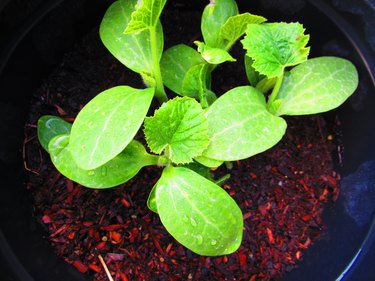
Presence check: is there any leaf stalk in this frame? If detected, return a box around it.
[150,25,168,103]
[268,72,284,105]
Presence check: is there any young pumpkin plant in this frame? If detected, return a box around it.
[37,0,358,256]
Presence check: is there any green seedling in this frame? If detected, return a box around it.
[37,0,358,256]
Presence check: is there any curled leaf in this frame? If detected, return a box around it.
[195,41,236,64]
[37,115,72,152]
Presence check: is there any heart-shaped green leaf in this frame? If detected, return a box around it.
[160,44,205,97]
[69,86,154,170]
[124,0,166,34]
[203,86,287,161]
[241,22,310,78]
[272,56,359,116]
[100,0,163,74]
[154,166,243,256]
[37,115,72,152]
[201,0,238,48]
[144,97,209,164]
[49,136,158,188]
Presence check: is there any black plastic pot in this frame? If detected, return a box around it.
[0,0,374,280]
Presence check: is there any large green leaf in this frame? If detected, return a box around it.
[220,13,267,45]
[49,136,158,188]
[201,0,238,48]
[160,44,205,97]
[272,57,358,116]
[37,115,72,152]
[241,22,310,78]
[69,86,154,170]
[203,86,287,161]
[144,97,209,164]
[154,167,243,256]
[100,0,163,74]
[124,0,166,34]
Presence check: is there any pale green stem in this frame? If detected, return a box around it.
[143,153,169,168]
[150,25,167,103]
[268,72,284,105]
[202,40,236,91]
[162,146,172,168]
[156,155,170,167]
[215,173,231,186]
[224,40,236,53]
[199,64,209,109]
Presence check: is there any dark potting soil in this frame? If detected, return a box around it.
[25,5,342,281]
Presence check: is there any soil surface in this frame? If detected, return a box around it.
[25,5,341,281]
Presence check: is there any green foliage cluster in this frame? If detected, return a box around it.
[38,0,358,256]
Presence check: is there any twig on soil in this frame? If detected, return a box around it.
[23,132,41,175]
[98,254,114,281]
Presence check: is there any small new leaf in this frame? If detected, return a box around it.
[160,44,205,97]
[37,115,72,152]
[220,13,267,44]
[154,167,243,256]
[195,41,236,64]
[124,0,167,34]
[181,64,206,99]
[241,22,310,78]
[144,97,209,164]
[201,0,239,48]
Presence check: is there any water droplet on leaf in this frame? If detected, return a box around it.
[210,239,217,246]
[196,234,203,245]
[88,171,95,176]
[190,217,197,227]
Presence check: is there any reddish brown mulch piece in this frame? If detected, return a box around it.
[24,6,341,281]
